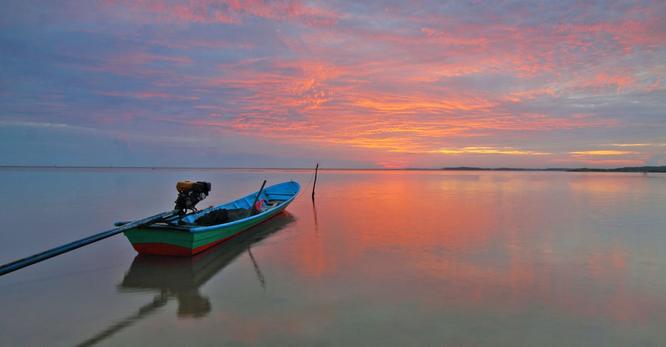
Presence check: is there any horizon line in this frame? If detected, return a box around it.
[1,164,664,171]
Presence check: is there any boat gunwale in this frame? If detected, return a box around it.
[189,195,295,233]
[156,181,300,233]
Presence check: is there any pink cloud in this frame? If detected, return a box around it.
[103,0,338,27]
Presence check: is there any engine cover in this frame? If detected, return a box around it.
[174,181,211,214]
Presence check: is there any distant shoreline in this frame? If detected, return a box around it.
[439,166,666,173]
[0,165,664,172]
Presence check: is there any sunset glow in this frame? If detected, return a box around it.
[1,1,665,168]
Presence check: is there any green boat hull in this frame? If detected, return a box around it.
[123,181,299,256]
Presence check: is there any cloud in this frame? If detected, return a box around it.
[98,90,200,101]
[2,0,665,167]
[102,0,338,26]
[570,150,638,156]
[608,143,666,147]
[432,147,550,156]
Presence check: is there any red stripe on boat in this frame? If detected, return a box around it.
[132,234,237,256]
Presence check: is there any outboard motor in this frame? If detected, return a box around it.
[174,181,211,214]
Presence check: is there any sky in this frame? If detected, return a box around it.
[1,0,665,168]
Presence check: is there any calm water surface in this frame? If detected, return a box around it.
[0,169,665,346]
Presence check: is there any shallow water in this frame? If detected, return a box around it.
[1,168,665,346]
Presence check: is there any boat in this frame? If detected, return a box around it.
[123,181,300,256]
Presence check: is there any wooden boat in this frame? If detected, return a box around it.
[123,181,300,256]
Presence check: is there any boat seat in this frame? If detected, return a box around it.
[194,208,250,226]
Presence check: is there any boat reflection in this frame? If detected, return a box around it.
[76,212,295,347]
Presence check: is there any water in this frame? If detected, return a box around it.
[0,168,665,346]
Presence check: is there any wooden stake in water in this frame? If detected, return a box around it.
[312,163,319,201]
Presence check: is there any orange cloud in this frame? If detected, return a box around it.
[432,147,550,156]
[608,143,651,147]
[608,143,666,147]
[352,95,496,112]
[570,150,638,156]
